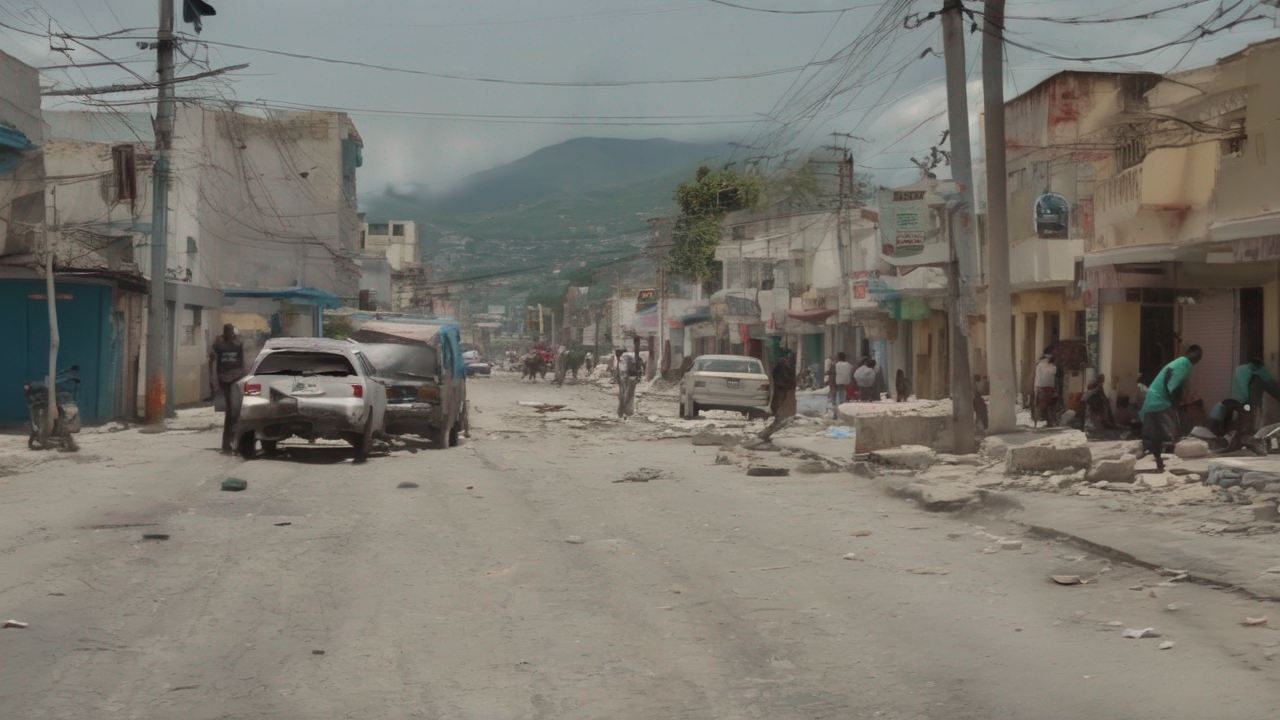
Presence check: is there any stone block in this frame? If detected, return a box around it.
[1086,454,1137,484]
[869,445,937,470]
[1005,431,1092,476]
[853,413,954,454]
[1174,438,1210,460]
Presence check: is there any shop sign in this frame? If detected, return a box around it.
[877,181,946,267]
[1233,235,1280,263]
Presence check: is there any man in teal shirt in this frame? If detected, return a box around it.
[1215,358,1280,444]
[1140,345,1202,471]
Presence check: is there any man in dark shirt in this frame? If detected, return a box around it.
[771,352,797,419]
[209,324,247,453]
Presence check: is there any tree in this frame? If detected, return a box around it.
[667,166,762,282]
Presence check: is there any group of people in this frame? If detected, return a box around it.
[766,351,892,421]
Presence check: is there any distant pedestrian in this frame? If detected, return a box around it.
[854,358,877,402]
[824,355,837,411]
[833,353,854,415]
[616,348,643,419]
[209,323,246,454]
[1034,352,1058,426]
[771,352,798,419]
[1139,345,1203,472]
[895,369,911,402]
[973,374,989,432]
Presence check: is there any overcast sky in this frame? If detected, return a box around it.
[2,0,1278,196]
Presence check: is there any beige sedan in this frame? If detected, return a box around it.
[679,355,772,419]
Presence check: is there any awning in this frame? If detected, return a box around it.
[221,286,341,309]
[787,308,838,323]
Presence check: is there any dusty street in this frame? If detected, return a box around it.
[3,372,1280,719]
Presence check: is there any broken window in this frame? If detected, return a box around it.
[113,145,138,202]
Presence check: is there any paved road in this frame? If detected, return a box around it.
[2,374,1279,719]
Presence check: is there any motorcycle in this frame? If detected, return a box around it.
[23,365,81,451]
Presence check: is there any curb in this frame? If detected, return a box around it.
[1014,520,1280,603]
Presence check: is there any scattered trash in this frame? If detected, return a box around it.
[981,547,999,554]
[1052,575,1083,585]
[616,468,664,483]
[397,482,419,489]
[220,478,247,492]
[274,522,292,527]
[908,567,951,575]
[1158,641,1176,650]
[826,426,852,439]
[1129,585,1145,591]
[1122,628,1161,639]
[566,536,584,544]
[1165,602,1190,612]
[999,540,1023,551]
[849,529,873,537]
[466,486,474,490]
[842,553,858,561]
[756,565,790,572]
[1103,621,1124,627]
[4,620,28,629]
[141,534,170,541]
[746,466,790,477]
[312,650,326,655]
[1243,616,1269,627]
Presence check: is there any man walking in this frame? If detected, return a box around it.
[832,353,854,415]
[616,347,643,420]
[854,358,878,402]
[1034,352,1058,426]
[1140,345,1203,471]
[771,352,797,419]
[209,323,246,454]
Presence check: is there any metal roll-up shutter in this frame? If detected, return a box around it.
[1181,291,1237,408]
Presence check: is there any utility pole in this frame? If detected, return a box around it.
[41,230,59,443]
[145,0,177,426]
[983,0,1016,432]
[940,0,978,454]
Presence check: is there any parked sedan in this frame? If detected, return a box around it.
[232,338,387,459]
[679,354,772,419]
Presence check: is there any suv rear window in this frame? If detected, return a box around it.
[696,358,764,374]
[254,351,357,377]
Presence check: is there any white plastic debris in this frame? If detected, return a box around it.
[1122,628,1161,639]
[1158,641,1176,650]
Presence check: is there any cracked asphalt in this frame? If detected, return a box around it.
[3,372,1280,719]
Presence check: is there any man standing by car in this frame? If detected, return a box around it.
[209,323,247,454]
[771,352,797,419]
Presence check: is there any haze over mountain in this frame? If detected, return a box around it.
[362,137,731,244]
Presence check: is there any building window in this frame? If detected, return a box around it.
[392,224,405,237]
[112,145,137,203]
[368,223,389,235]
[1223,118,1246,157]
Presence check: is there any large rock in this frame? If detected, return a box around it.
[1087,454,1137,484]
[1174,438,1210,460]
[1005,431,1092,476]
[869,445,937,470]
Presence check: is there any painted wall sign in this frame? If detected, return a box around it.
[877,181,946,267]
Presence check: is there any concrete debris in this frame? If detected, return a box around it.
[842,553,858,560]
[616,468,664,483]
[999,540,1023,550]
[397,482,419,489]
[1243,616,1269,627]
[1158,641,1176,650]
[908,567,951,575]
[1140,473,1173,490]
[1086,455,1136,484]
[1004,431,1092,476]
[746,466,790,477]
[849,529,873,537]
[4,620,28,629]
[980,437,1008,461]
[1173,438,1210,460]
[566,536,584,544]
[692,431,741,447]
[938,453,984,466]
[982,547,999,554]
[1130,585,1145,591]
[1165,602,1190,612]
[1051,471,1087,489]
[848,462,878,479]
[1122,628,1161,639]
[1052,575,1083,585]
[1252,503,1280,523]
[868,445,937,470]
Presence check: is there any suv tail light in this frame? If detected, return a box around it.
[351,384,363,398]
[244,383,261,396]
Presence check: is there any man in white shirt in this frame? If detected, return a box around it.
[833,353,855,416]
[854,358,878,402]
[1034,352,1058,426]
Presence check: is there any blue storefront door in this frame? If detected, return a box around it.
[0,280,111,424]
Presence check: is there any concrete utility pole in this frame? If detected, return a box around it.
[145,0,177,426]
[41,231,59,443]
[983,0,1016,432]
[940,0,978,454]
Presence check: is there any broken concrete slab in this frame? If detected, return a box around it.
[1004,431,1091,476]
[1087,454,1136,484]
[1051,470,1087,489]
[848,401,954,454]
[1174,438,1210,460]
[868,445,937,470]
[692,431,741,447]
[746,466,790,477]
[980,436,1008,461]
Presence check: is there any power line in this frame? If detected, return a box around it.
[253,99,764,125]
[703,0,886,14]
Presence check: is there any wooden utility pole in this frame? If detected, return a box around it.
[145,0,177,426]
[983,0,1016,431]
[940,0,978,454]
